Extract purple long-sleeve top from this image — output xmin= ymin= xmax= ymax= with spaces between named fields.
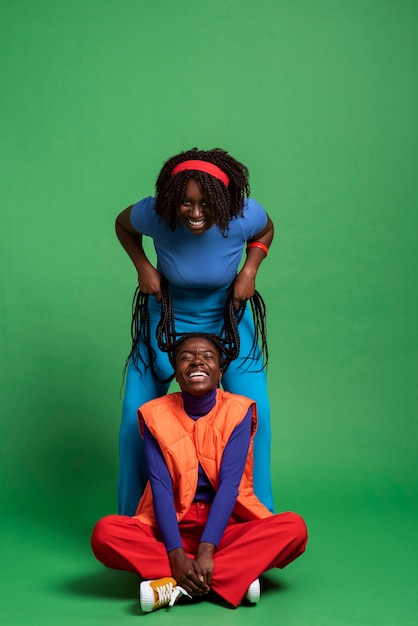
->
xmin=143 ymin=387 xmax=252 ymax=552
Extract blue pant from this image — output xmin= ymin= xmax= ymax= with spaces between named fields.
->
xmin=118 ymin=286 xmax=274 ymax=515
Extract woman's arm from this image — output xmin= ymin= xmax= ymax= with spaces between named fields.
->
xmin=232 ymin=213 xmax=274 ymax=309
xmin=199 ymin=408 xmax=252 ymax=546
xmin=143 ymin=424 xmax=181 ymax=551
xmin=194 ymin=409 xmax=252 ymax=585
xmin=115 ymin=206 xmax=162 ymax=300
xmin=143 ymin=425 xmax=210 ymax=596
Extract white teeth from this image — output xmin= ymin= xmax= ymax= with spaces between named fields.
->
xmin=189 ymin=372 xmax=208 ymax=378
xmin=188 ymin=218 xmax=205 ymax=226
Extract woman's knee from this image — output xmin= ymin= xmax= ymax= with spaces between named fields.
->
xmin=285 ymin=512 xmax=308 ymax=550
xmin=91 ymin=515 xmax=119 ymax=557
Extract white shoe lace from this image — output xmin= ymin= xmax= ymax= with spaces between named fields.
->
xmin=169 ymin=585 xmax=191 ymax=607
xmin=155 ymin=582 xmax=175 ymax=607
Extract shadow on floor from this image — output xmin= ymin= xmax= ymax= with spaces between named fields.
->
xmin=58 ymin=568 xmax=288 ymax=615
xmin=60 ymin=568 xmax=138 ymax=600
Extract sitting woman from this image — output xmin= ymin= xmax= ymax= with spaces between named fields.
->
xmin=91 ymin=333 xmax=307 ymax=612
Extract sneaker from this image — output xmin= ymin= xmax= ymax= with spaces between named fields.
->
xmin=139 ymin=577 xmax=189 ymax=613
xmin=245 ymin=578 xmax=260 ymax=604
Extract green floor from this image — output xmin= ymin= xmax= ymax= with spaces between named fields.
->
xmin=2 ymin=472 xmax=416 ymax=625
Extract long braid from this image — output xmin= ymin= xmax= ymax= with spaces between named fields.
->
xmin=122 ymin=287 xmax=148 ymax=375
xmin=222 ymin=288 xmax=268 ymax=371
xmin=122 ymin=286 xmax=173 ymax=386
xmin=246 ymin=290 xmax=269 ymax=370
xmin=220 ymin=290 xmax=242 ymax=363
xmin=155 ymin=283 xmax=178 ymax=356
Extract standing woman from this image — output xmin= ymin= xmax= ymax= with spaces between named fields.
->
xmin=116 ymin=147 xmax=274 ymax=515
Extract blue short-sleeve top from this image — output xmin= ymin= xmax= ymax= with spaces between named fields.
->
xmin=129 ymin=196 xmax=268 ymax=290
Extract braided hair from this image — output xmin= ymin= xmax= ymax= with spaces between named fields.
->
xmin=169 ymin=333 xmax=228 ymax=373
xmin=122 ymin=283 xmax=268 ymax=386
xmin=156 ymin=284 xmax=241 ymax=371
xmin=154 ymin=148 xmax=251 ymax=235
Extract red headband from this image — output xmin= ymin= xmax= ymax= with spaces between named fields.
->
xmin=171 ymin=160 xmax=230 ymax=187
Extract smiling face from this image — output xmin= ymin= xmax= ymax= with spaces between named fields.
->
xmin=174 ymin=337 xmax=223 ymax=396
xmin=177 ymin=179 xmax=215 ymax=235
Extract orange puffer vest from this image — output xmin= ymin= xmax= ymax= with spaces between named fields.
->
xmin=134 ymin=389 xmax=271 ymax=525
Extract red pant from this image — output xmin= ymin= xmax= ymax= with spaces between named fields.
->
xmin=91 ymin=503 xmax=307 ymax=607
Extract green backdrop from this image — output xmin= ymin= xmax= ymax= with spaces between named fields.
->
xmin=1 ymin=1 xmax=417 ymax=624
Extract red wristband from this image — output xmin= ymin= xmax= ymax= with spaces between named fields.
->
xmin=246 ymin=241 xmax=269 ymax=256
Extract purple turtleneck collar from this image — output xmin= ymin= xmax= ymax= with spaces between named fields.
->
xmin=181 ymin=387 xmax=218 ymax=419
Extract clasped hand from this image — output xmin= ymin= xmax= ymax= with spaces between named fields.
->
xmin=168 ymin=544 xmax=215 ymax=596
